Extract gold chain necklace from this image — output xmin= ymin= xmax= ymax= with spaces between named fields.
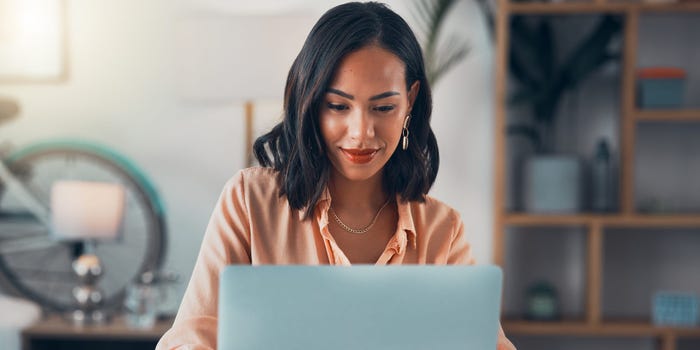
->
xmin=329 ymin=198 xmax=392 ymax=234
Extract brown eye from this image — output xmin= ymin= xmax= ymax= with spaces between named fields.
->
xmin=327 ymin=103 xmax=348 ymax=111
xmin=374 ymin=105 xmax=395 ymax=112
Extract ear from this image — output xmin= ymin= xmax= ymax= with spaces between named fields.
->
xmin=407 ymin=80 xmax=420 ymax=114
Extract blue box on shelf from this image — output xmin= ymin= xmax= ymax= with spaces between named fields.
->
xmin=637 ymin=67 xmax=686 ymax=109
xmin=652 ymin=292 xmax=700 ymax=327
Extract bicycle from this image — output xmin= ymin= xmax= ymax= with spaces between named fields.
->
xmin=0 ymin=98 xmax=167 ymax=313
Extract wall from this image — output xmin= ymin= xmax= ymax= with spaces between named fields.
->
xmin=0 ymin=0 xmax=495 ymax=302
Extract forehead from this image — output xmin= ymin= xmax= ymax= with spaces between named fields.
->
xmin=329 ymin=45 xmax=406 ymax=91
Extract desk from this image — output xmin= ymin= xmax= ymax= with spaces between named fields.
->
xmin=21 ymin=314 xmax=173 ymax=350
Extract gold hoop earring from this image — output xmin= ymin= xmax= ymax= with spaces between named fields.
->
xmin=402 ymin=115 xmax=410 ymax=151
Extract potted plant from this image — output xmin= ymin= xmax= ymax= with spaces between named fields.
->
xmin=414 ymin=1 xmax=622 ymax=213
xmin=477 ymin=1 xmax=623 ymax=212
xmin=511 ymin=15 xmax=622 ymax=213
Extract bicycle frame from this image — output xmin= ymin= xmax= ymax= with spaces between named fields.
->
xmin=0 ymin=158 xmax=54 ymax=254
xmin=0 ymin=159 xmax=51 ymax=225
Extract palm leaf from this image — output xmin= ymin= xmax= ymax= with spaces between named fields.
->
xmin=560 ymin=16 xmax=622 ymax=87
xmin=509 ymin=16 xmax=554 ymax=88
xmin=432 ymin=37 xmax=470 ymax=84
xmin=410 ymin=0 xmax=469 ymax=86
xmin=474 ymin=0 xmax=495 ymax=41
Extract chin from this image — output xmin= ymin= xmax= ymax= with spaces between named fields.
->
xmin=338 ymin=168 xmax=381 ymax=182
xmin=333 ymin=163 xmax=386 ymax=182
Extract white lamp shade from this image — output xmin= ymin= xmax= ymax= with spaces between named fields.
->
xmin=50 ymin=181 xmax=126 ymax=241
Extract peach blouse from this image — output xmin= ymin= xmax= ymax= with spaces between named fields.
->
xmin=156 ymin=167 xmax=494 ymax=350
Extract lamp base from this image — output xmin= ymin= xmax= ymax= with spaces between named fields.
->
xmin=69 ymin=251 xmax=109 ymax=325
xmin=66 ymin=309 xmax=109 ymax=325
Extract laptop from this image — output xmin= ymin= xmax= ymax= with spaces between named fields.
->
xmin=218 ymin=265 xmax=502 ymax=350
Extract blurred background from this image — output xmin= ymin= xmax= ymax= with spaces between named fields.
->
xmin=1 ymin=0 xmax=699 ymax=349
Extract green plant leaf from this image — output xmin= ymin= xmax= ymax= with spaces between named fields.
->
xmin=474 ymin=0 xmax=495 ymax=41
xmin=509 ymin=49 xmax=539 ymax=92
xmin=560 ymin=16 xmax=622 ymax=90
xmin=432 ymin=39 xmax=470 ymax=84
xmin=509 ymin=16 xmax=555 ymax=90
xmin=509 ymin=18 xmax=542 ymax=89
xmin=509 ymin=89 xmax=538 ymax=106
xmin=410 ymin=0 xmax=469 ymax=86
xmin=507 ymin=124 xmax=541 ymax=151
xmin=536 ymin=19 xmax=555 ymax=81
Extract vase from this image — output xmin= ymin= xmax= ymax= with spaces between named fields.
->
xmin=523 ymin=155 xmax=582 ymax=213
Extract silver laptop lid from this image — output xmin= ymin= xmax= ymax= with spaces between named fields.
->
xmin=218 ymin=265 xmax=502 ymax=350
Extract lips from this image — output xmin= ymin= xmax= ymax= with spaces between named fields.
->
xmin=340 ymin=148 xmax=378 ymax=164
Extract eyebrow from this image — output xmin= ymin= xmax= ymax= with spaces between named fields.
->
xmin=327 ymin=88 xmax=400 ymax=101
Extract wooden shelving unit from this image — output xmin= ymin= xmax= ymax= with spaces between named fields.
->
xmin=504 ymin=214 xmax=700 ymax=227
xmin=636 ymin=109 xmax=700 ymax=122
xmin=508 ymin=1 xmax=700 ymax=14
xmin=504 ymin=320 xmax=700 ymax=350
xmin=493 ymin=1 xmax=700 ymax=349
xmin=504 ymin=320 xmax=700 ymax=337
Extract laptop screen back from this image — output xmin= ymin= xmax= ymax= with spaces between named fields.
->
xmin=218 ymin=265 xmax=502 ymax=350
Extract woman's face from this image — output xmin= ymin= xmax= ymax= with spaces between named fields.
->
xmin=320 ymin=45 xmax=419 ymax=183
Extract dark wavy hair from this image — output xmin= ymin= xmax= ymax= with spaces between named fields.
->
xmin=253 ymin=1 xmax=438 ymax=218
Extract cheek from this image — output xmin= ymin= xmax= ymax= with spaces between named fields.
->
xmin=384 ymin=118 xmax=405 ymax=138
xmin=319 ymin=115 xmax=339 ymax=144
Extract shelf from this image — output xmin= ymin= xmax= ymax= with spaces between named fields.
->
xmin=22 ymin=314 xmax=173 ymax=340
xmin=509 ymin=2 xmax=628 ymax=14
xmin=504 ymin=214 xmax=700 ymax=227
xmin=503 ymin=320 xmax=700 ymax=337
xmin=508 ymin=1 xmax=700 ymax=15
xmin=636 ymin=109 xmax=700 ymax=122
xmin=505 ymin=214 xmax=606 ymax=226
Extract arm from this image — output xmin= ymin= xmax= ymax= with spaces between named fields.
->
xmin=156 ymin=172 xmax=252 ymax=350
xmin=447 ymin=215 xmax=517 ymax=350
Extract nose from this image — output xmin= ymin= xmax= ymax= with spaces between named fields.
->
xmin=347 ymin=109 xmax=374 ymax=142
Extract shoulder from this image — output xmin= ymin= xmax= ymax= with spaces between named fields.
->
xmin=407 ymin=195 xmax=463 ymax=236
xmin=233 ymin=166 xmax=278 ymax=184
xmin=222 ymin=167 xmax=282 ymax=202
xmin=414 ymin=195 xmax=461 ymax=221
xmin=225 ymin=166 xmax=279 ymax=187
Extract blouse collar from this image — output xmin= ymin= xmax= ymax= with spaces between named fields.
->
xmin=308 ymin=187 xmax=417 ymax=250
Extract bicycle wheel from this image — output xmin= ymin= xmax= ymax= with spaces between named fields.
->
xmin=0 ymin=139 xmax=166 ymax=312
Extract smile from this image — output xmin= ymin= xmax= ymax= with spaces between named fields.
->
xmin=340 ymin=148 xmax=379 ymax=164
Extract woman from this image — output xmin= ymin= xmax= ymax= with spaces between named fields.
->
xmin=157 ymin=2 xmax=515 ymax=349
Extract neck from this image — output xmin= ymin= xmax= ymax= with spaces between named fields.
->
xmin=328 ymin=170 xmax=389 ymax=211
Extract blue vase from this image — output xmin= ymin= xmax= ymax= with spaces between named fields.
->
xmin=524 ymin=155 xmax=582 ymax=213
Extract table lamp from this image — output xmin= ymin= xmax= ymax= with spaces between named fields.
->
xmin=50 ymin=180 xmax=125 ymax=324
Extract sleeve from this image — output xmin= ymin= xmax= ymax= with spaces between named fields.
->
xmin=156 ymin=171 xmax=252 ymax=350
xmin=446 ymin=213 xmax=475 ymax=265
